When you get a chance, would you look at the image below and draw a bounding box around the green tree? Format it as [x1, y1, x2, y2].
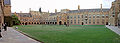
[12, 15, 20, 25]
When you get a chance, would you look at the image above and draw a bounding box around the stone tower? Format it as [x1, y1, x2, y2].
[4, 0, 12, 26]
[4, 0, 11, 16]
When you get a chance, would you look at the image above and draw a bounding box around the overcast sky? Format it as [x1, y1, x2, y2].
[11, 0, 115, 13]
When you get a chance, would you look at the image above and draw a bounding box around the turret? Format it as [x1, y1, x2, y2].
[78, 5, 80, 10]
[39, 7, 42, 13]
[55, 9, 57, 13]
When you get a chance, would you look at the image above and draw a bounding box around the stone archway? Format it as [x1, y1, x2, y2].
[55, 22, 57, 24]
[106, 22, 108, 25]
[32, 22, 34, 24]
[59, 21, 62, 25]
[22, 22, 24, 25]
[34, 22, 36, 24]
[25, 22, 27, 25]
[37, 22, 39, 24]
[29, 22, 30, 25]
[82, 22, 84, 25]
[64, 22, 66, 25]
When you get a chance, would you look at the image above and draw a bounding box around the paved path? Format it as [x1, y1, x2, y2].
[106, 25, 120, 35]
[0, 27, 41, 43]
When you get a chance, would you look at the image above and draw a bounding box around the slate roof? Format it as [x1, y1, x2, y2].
[49, 8, 110, 16]
[16, 13, 32, 17]
[49, 12, 61, 16]
[68, 8, 110, 13]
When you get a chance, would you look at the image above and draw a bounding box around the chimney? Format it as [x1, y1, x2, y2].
[100, 4, 102, 10]
[20, 11, 22, 13]
[29, 8, 31, 11]
[55, 9, 57, 13]
[78, 5, 80, 10]
[48, 10, 49, 13]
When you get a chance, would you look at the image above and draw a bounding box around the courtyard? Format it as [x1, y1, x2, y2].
[14, 25, 120, 43]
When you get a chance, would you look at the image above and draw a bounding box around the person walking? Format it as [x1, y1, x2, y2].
[0, 26, 2, 39]
[4, 23, 7, 31]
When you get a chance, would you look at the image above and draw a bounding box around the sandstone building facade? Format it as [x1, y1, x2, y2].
[14, 0, 120, 29]
[0, 0, 11, 27]
[15, 4, 110, 25]
[108, 0, 120, 28]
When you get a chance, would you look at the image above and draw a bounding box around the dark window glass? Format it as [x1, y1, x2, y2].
[102, 15, 104, 18]
[89, 15, 91, 18]
[78, 15, 80, 18]
[106, 15, 108, 18]
[97, 22, 99, 24]
[93, 22, 95, 24]
[74, 20, 76, 24]
[82, 15, 83, 18]
[89, 22, 91, 24]
[67, 16, 69, 19]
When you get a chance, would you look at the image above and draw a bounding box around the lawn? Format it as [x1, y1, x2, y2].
[14, 25, 120, 43]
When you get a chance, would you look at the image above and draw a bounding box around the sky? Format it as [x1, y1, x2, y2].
[11, 0, 115, 13]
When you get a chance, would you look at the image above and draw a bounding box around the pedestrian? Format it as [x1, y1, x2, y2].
[16, 26, 18, 29]
[4, 23, 7, 31]
[0, 27, 2, 39]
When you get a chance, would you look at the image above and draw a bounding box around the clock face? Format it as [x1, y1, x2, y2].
[4, 0, 11, 5]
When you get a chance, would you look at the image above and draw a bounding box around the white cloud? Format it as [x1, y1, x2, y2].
[11, 0, 115, 13]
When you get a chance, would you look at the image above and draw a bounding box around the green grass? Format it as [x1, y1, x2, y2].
[14, 25, 120, 43]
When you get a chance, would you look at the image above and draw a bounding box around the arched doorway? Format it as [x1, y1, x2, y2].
[34, 22, 36, 24]
[31, 22, 33, 24]
[37, 22, 39, 24]
[25, 22, 27, 25]
[82, 22, 84, 25]
[64, 22, 66, 25]
[106, 22, 108, 25]
[29, 22, 30, 24]
[59, 21, 62, 25]
[22, 23, 24, 25]
[55, 22, 57, 24]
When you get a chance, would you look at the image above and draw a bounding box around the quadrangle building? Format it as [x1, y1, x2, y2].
[14, 4, 109, 25]
[13, 0, 120, 28]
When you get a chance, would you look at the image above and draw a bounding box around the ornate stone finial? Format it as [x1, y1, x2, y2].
[55, 9, 57, 13]
[101, 4, 102, 10]
[78, 5, 80, 10]
[29, 8, 31, 11]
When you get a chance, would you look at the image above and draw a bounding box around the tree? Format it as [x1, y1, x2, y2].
[12, 15, 20, 25]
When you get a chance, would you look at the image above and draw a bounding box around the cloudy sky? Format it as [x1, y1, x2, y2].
[11, 0, 115, 13]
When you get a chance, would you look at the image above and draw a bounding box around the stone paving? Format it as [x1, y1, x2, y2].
[0, 27, 41, 43]
[106, 25, 120, 36]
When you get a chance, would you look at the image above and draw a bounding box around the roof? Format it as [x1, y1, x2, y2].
[49, 8, 110, 16]
[68, 8, 110, 13]
[49, 12, 61, 16]
[16, 13, 32, 17]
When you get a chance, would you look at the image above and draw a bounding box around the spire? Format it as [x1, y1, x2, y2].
[48, 10, 49, 13]
[100, 4, 102, 10]
[29, 8, 31, 11]
[78, 5, 80, 10]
